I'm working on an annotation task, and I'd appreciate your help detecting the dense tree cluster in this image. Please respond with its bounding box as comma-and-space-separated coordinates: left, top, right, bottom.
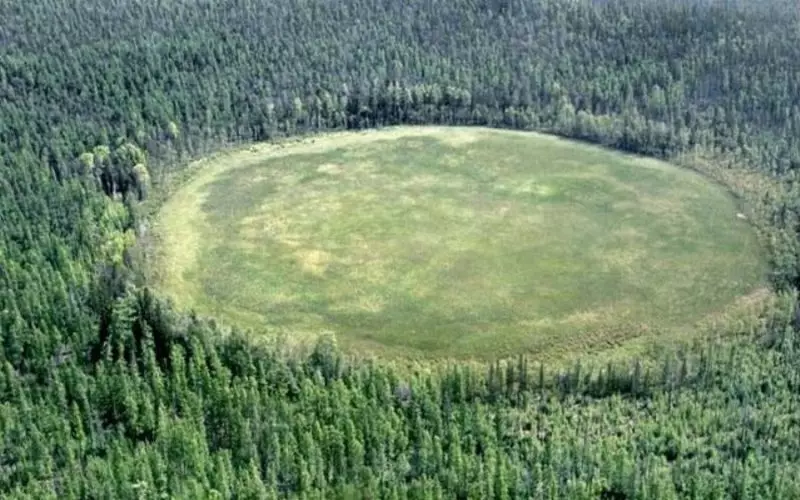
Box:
3, 0, 800, 497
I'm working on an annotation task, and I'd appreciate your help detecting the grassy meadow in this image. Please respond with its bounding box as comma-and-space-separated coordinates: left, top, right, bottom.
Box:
153, 127, 768, 360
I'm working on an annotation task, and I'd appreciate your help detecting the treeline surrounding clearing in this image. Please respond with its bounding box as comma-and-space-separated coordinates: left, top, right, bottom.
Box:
2, 0, 800, 497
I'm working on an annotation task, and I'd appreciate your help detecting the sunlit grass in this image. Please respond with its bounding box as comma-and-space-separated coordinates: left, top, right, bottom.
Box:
154, 127, 769, 361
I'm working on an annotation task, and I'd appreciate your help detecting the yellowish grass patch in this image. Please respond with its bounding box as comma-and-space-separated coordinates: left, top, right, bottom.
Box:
317, 163, 343, 175
294, 249, 331, 276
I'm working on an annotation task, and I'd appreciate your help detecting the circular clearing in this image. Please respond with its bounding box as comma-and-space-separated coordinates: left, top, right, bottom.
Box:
154, 127, 768, 360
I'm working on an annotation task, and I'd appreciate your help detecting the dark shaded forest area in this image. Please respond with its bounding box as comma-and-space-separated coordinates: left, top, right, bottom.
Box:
2, 0, 800, 497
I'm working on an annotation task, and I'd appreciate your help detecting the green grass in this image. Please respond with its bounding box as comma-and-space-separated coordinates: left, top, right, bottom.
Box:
153, 126, 769, 361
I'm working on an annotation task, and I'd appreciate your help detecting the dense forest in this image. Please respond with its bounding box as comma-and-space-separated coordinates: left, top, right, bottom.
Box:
3, 0, 800, 497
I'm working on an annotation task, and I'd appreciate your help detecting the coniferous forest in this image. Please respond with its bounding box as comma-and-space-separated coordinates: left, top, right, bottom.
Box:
3, 0, 800, 497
